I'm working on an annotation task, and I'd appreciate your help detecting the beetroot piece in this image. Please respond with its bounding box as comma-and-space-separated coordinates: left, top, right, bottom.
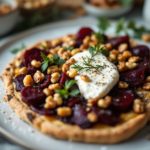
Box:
21, 87, 46, 105
107, 35, 129, 48
98, 109, 119, 125
31, 105, 56, 116
23, 48, 43, 67
38, 75, 51, 89
76, 27, 94, 41
71, 105, 92, 128
67, 97, 82, 107
131, 45, 150, 59
112, 90, 135, 112
121, 67, 145, 87
27, 66, 37, 75
59, 73, 70, 85
14, 74, 25, 91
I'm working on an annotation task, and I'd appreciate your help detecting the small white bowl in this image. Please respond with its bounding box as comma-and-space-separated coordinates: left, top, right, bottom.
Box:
0, 0, 20, 36
83, 3, 132, 18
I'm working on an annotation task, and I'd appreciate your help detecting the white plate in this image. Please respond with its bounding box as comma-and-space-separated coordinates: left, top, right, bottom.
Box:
83, 3, 132, 17
0, 17, 150, 150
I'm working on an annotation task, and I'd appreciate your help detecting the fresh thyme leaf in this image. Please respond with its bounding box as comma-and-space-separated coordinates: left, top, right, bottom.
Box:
94, 32, 105, 43
56, 89, 69, 99
56, 80, 79, 99
115, 18, 127, 34
127, 20, 150, 38
119, 0, 133, 6
70, 89, 80, 97
41, 60, 49, 72
41, 52, 65, 72
65, 80, 76, 90
11, 43, 26, 54
89, 45, 109, 57
64, 46, 74, 51
53, 54, 65, 65
97, 17, 110, 33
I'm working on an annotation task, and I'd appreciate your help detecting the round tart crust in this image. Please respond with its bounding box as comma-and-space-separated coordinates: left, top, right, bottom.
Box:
1, 49, 149, 144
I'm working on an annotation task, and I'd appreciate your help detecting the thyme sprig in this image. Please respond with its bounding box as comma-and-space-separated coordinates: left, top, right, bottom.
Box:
56, 80, 80, 99
72, 45, 108, 72
41, 52, 65, 72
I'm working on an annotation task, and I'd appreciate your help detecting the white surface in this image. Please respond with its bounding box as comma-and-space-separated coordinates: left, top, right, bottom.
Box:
72, 51, 119, 99
0, 17, 150, 150
0, 0, 20, 36
83, 3, 132, 17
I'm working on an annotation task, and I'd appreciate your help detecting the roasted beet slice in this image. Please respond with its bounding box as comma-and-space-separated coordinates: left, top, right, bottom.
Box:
98, 109, 119, 125
30, 105, 56, 116
107, 35, 129, 48
67, 97, 82, 107
131, 45, 150, 59
21, 87, 46, 105
13, 74, 25, 91
59, 73, 69, 85
38, 75, 51, 89
23, 48, 43, 67
27, 66, 37, 75
76, 27, 94, 41
112, 90, 134, 112
71, 105, 92, 128
121, 67, 145, 87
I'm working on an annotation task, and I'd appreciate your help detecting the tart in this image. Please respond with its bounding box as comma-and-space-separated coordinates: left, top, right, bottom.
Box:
2, 27, 150, 144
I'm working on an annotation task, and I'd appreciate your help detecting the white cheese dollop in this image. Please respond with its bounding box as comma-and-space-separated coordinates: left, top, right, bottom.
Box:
71, 51, 119, 100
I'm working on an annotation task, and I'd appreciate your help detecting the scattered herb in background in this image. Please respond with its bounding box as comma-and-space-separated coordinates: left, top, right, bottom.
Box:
96, 17, 150, 40
11, 43, 26, 54
119, 0, 133, 6
97, 17, 110, 34
56, 80, 80, 99
115, 18, 127, 35
41, 52, 65, 72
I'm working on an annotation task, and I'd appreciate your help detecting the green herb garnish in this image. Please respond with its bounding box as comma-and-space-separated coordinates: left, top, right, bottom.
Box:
11, 43, 26, 54
64, 46, 74, 51
72, 45, 108, 72
119, 0, 133, 6
56, 80, 80, 99
97, 17, 110, 34
41, 52, 65, 72
89, 45, 109, 57
115, 18, 128, 35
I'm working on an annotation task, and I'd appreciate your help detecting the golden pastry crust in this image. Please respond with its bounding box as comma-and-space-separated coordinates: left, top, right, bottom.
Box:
1, 50, 149, 144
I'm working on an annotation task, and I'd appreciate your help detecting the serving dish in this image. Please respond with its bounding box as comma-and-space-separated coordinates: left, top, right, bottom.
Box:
0, 0, 20, 36
1, 19, 149, 149
83, 3, 132, 17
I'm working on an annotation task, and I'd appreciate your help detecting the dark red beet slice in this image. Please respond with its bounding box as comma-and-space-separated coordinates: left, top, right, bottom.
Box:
27, 66, 37, 75
30, 105, 56, 116
67, 97, 82, 107
21, 87, 46, 105
121, 67, 145, 87
98, 109, 119, 125
71, 105, 92, 128
107, 35, 129, 48
131, 45, 150, 59
38, 75, 51, 89
76, 27, 94, 41
112, 90, 134, 112
23, 48, 43, 67
59, 73, 70, 85
92, 107, 119, 125
13, 74, 25, 91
